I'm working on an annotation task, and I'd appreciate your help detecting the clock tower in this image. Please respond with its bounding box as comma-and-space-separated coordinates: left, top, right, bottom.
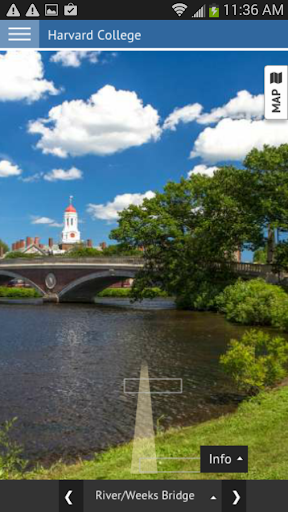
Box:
62, 196, 81, 245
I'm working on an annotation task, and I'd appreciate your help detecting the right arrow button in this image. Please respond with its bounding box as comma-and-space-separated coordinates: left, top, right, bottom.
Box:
233, 490, 241, 506
222, 481, 246, 512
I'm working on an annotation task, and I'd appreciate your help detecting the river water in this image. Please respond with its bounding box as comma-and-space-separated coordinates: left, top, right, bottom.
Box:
0, 300, 249, 465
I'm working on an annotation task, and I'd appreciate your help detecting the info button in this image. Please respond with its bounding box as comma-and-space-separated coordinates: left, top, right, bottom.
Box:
200, 446, 248, 473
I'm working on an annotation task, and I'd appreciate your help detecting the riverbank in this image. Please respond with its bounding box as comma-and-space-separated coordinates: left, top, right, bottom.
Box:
94, 297, 175, 309
97, 288, 169, 298
25, 385, 288, 480
0, 298, 43, 305
0, 286, 168, 301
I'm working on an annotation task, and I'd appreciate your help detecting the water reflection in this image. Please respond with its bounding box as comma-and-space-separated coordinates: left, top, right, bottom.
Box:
0, 302, 250, 464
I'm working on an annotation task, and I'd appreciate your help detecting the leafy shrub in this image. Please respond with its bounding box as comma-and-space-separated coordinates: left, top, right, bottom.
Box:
65, 245, 142, 259
97, 288, 131, 298
0, 287, 40, 298
216, 278, 288, 330
65, 247, 104, 258
5, 252, 41, 259
0, 418, 26, 478
102, 245, 143, 257
220, 330, 288, 394
97, 287, 168, 298
176, 281, 229, 311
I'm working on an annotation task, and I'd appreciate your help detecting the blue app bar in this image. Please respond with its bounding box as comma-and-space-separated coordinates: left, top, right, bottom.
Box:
39, 20, 288, 48
0, 20, 287, 49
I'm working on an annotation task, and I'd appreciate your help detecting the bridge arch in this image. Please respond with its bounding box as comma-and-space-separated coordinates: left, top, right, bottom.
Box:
0, 269, 45, 296
58, 270, 136, 303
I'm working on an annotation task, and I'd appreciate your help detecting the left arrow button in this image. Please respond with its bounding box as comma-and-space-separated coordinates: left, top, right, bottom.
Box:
59, 481, 83, 511
65, 491, 73, 506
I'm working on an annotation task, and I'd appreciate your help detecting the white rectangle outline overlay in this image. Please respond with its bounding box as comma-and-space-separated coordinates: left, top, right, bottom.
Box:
139, 457, 200, 474
124, 377, 183, 394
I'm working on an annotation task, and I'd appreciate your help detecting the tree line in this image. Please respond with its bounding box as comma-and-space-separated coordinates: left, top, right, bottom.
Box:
110, 145, 288, 305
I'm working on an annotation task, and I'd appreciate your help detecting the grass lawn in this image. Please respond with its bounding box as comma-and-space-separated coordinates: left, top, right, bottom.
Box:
26, 385, 288, 480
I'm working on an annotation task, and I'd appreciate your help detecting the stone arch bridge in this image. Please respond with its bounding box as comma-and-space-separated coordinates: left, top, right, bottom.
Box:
0, 258, 283, 303
0, 257, 143, 303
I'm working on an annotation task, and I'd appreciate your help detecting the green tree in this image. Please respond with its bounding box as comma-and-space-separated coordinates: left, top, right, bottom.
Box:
0, 240, 9, 254
244, 144, 288, 263
110, 145, 288, 305
253, 247, 267, 264
273, 241, 288, 273
110, 168, 262, 304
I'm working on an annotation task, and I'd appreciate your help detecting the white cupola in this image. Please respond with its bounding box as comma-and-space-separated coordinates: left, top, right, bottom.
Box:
62, 196, 81, 244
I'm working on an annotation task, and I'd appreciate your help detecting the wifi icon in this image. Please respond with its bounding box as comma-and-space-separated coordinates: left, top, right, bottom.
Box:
172, 3, 188, 16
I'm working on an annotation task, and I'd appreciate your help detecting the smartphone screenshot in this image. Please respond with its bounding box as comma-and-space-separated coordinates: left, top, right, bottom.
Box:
0, 2, 287, 511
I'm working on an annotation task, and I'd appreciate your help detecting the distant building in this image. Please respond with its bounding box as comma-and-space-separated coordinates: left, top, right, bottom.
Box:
234, 249, 242, 263
9, 198, 104, 256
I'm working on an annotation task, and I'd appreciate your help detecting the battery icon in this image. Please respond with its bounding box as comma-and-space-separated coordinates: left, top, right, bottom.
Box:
209, 4, 219, 17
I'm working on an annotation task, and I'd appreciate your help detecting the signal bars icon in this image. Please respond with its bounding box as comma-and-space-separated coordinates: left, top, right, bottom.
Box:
172, 3, 188, 16
192, 5, 206, 17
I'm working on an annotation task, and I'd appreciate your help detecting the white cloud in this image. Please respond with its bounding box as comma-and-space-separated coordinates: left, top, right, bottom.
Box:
49, 222, 63, 228
50, 51, 101, 68
190, 118, 288, 163
31, 216, 62, 228
31, 216, 55, 225
197, 90, 264, 125
87, 191, 156, 222
44, 167, 83, 182
0, 51, 59, 102
20, 172, 43, 183
20, 168, 82, 183
163, 103, 203, 131
188, 165, 218, 178
163, 91, 264, 133
0, 160, 22, 178
28, 85, 161, 158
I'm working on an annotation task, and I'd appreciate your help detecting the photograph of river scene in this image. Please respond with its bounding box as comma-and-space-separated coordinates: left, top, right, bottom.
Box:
0, 50, 287, 479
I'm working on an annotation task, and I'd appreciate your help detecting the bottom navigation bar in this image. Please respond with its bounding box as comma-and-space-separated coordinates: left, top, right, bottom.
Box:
1, 480, 287, 511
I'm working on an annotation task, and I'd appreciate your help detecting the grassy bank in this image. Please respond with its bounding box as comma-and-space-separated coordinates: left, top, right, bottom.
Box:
0, 287, 41, 298
25, 385, 288, 480
97, 287, 169, 298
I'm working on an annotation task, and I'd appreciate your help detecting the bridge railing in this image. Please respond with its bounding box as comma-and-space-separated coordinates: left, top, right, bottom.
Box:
0, 258, 280, 280
0, 257, 144, 266
230, 262, 273, 275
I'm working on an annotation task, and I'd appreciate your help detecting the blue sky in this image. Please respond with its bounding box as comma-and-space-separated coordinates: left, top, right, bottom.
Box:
0, 50, 286, 258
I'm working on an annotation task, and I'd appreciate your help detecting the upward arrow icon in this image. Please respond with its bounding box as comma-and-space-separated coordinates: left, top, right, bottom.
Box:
237, 456, 243, 461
